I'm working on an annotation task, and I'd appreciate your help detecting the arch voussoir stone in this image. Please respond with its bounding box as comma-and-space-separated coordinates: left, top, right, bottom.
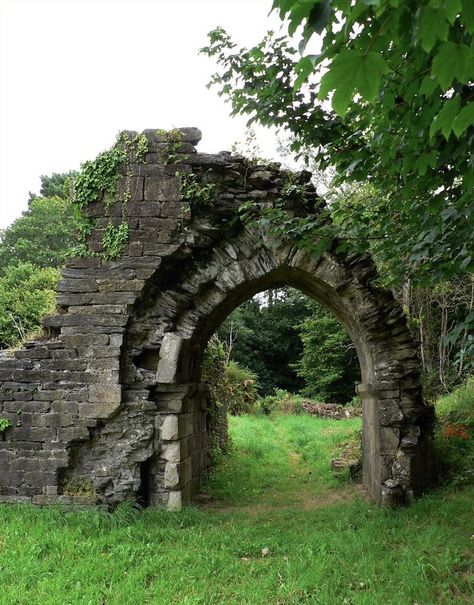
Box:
0, 128, 436, 508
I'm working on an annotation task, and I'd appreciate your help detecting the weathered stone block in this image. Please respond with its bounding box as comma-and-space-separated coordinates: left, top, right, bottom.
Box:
178, 413, 194, 438
164, 462, 180, 488
144, 176, 181, 202
380, 427, 400, 452
56, 279, 99, 293
79, 397, 120, 420
161, 442, 181, 463
166, 490, 182, 511
159, 415, 179, 441
88, 384, 122, 404
156, 333, 183, 383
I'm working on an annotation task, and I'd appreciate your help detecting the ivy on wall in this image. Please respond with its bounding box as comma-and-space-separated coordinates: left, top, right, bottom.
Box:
71, 132, 149, 260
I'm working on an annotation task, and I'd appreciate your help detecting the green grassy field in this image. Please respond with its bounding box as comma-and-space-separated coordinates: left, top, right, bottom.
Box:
1, 414, 473, 605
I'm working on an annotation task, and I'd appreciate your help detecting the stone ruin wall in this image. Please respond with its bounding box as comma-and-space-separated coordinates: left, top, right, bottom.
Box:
0, 128, 436, 508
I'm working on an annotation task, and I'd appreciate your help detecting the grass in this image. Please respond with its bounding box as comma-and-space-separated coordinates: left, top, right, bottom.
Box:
204, 415, 361, 507
0, 414, 473, 605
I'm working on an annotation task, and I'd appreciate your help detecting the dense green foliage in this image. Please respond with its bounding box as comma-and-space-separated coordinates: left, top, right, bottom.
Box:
1, 414, 473, 604
202, 336, 258, 417
28, 171, 78, 202
102, 221, 130, 260
296, 300, 360, 402
434, 376, 474, 483
436, 375, 474, 425
219, 289, 360, 402
402, 276, 474, 397
0, 176, 89, 349
72, 147, 127, 208
219, 290, 310, 395
0, 196, 83, 272
202, 0, 474, 283
0, 263, 60, 348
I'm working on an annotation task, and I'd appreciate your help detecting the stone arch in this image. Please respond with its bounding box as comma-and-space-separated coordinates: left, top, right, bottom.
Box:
0, 128, 436, 508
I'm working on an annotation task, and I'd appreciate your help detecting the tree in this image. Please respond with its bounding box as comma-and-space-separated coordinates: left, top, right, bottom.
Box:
201, 0, 474, 284
218, 288, 361, 400
0, 172, 86, 349
0, 263, 60, 348
0, 196, 83, 273
295, 301, 360, 403
28, 171, 77, 202
219, 289, 311, 395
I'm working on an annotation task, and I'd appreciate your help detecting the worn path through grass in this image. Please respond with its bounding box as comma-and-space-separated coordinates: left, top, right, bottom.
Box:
203, 415, 361, 512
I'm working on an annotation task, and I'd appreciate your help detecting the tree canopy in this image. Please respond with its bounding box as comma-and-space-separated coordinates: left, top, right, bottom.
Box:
0, 196, 83, 273
201, 0, 474, 284
28, 171, 77, 202
0, 174, 83, 347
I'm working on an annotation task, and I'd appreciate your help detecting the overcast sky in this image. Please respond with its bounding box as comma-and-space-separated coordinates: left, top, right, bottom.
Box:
0, 0, 284, 229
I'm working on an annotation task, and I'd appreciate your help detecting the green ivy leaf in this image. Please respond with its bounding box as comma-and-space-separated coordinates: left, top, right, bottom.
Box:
452, 103, 474, 138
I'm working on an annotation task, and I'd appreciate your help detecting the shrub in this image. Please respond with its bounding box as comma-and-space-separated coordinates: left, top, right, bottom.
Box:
253, 389, 305, 416
0, 263, 60, 348
224, 361, 258, 415
434, 377, 474, 485
435, 376, 474, 427
202, 337, 259, 462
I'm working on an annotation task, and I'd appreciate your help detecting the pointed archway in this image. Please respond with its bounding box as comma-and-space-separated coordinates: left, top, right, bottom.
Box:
0, 128, 436, 508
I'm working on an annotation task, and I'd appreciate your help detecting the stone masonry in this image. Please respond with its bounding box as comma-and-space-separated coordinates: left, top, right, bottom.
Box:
0, 128, 437, 508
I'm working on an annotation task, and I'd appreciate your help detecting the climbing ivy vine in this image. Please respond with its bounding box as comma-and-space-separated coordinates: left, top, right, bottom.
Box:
178, 170, 217, 206
0, 417, 12, 433
73, 146, 127, 209
71, 132, 149, 259
102, 222, 130, 260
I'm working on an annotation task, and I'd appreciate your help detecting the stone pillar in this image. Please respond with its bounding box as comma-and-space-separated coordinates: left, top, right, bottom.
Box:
153, 384, 210, 510
357, 381, 435, 504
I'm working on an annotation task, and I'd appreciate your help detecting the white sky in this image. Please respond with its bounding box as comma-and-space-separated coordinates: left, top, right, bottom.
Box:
0, 0, 285, 229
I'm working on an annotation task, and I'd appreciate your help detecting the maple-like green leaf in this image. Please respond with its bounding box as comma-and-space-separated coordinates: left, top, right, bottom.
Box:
319, 49, 389, 116
288, 0, 315, 35
452, 103, 474, 138
415, 152, 438, 176
331, 85, 353, 117
429, 95, 461, 139
293, 55, 316, 91
463, 168, 474, 192
432, 41, 473, 90
418, 7, 449, 52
